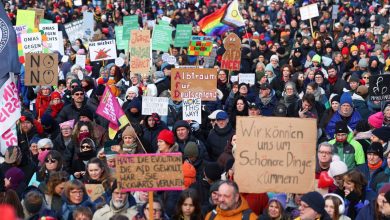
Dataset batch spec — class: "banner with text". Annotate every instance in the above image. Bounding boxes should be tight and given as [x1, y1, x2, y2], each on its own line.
[235, 117, 316, 194]
[171, 68, 217, 101]
[142, 96, 169, 116]
[21, 32, 42, 54]
[369, 75, 390, 101]
[130, 30, 150, 76]
[24, 53, 58, 86]
[89, 40, 117, 62]
[116, 153, 183, 191]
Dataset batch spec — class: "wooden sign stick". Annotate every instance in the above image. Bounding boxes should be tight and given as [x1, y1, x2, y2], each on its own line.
[309, 18, 314, 37]
[149, 191, 154, 220]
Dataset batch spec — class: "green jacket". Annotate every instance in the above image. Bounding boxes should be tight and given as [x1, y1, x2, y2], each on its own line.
[329, 132, 365, 170]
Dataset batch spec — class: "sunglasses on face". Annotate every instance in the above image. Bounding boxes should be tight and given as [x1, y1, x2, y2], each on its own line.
[45, 158, 57, 163]
[73, 92, 84, 96]
[40, 147, 51, 151]
[81, 145, 91, 150]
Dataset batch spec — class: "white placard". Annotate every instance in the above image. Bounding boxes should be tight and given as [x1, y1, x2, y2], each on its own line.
[39, 23, 60, 52]
[183, 98, 202, 124]
[88, 40, 117, 62]
[21, 32, 42, 54]
[230, 75, 239, 83]
[332, 5, 339, 20]
[76, 55, 86, 69]
[299, 4, 319, 20]
[161, 16, 172, 23]
[57, 31, 64, 55]
[141, 96, 169, 116]
[83, 11, 94, 38]
[13, 25, 27, 36]
[115, 57, 125, 67]
[167, 55, 176, 65]
[238, 73, 255, 85]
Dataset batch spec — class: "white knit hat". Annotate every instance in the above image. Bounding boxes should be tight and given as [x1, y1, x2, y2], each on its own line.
[328, 156, 348, 178]
[126, 86, 139, 98]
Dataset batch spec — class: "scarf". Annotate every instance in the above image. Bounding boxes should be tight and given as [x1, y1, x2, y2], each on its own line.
[122, 143, 138, 154]
[368, 160, 383, 171]
[284, 94, 298, 107]
[313, 89, 322, 102]
[328, 76, 337, 85]
[260, 95, 272, 105]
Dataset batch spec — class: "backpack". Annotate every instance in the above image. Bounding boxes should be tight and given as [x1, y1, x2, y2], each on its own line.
[208, 208, 253, 220]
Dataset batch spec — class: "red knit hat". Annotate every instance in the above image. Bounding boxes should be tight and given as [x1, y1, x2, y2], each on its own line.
[50, 91, 61, 100]
[341, 47, 349, 56]
[157, 129, 175, 145]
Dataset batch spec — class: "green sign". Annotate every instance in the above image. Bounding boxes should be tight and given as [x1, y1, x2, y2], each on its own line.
[152, 25, 172, 52]
[115, 26, 129, 51]
[174, 24, 192, 48]
[40, 19, 52, 24]
[123, 15, 139, 40]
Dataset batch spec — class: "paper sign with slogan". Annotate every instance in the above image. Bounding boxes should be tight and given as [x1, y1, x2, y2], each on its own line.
[142, 96, 169, 116]
[16, 10, 35, 31]
[21, 32, 43, 54]
[25, 53, 59, 86]
[221, 33, 241, 71]
[75, 55, 86, 69]
[89, 40, 117, 62]
[238, 73, 255, 86]
[85, 184, 105, 202]
[115, 26, 129, 51]
[171, 68, 218, 101]
[369, 75, 390, 101]
[299, 3, 319, 20]
[152, 25, 172, 52]
[188, 36, 214, 56]
[39, 23, 60, 52]
[183, 98, 202, 124]
[130, 30, 151, 76]
[116, 153, 183, 191]
[123, 15, 139, 40]
[174, 24, 193, 48]
[235, 117, 317, 194]
[83, 11, 95, 38]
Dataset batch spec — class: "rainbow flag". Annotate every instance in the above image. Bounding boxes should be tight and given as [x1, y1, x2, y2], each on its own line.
[198, 4, 232, 36]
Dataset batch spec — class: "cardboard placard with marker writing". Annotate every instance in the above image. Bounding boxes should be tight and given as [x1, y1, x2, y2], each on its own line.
[24, 53, 58, 86]
[116, 153, 183, 191]
[235, 117, 317, 194]
[221, 33, 241, 71]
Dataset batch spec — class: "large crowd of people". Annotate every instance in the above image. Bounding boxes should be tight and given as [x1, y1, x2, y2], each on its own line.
[1, 0, 390, 219]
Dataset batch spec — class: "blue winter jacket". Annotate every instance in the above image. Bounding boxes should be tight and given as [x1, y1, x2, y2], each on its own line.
[325, 110, 362, 138]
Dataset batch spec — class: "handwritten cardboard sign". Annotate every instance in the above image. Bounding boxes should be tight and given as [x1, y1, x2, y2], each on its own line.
[235, 117, 317, 194]
[188, 36, 214, 56]
[221, 33, 241, 71]
[183, 98, 202, 124]
[89, 40, 117, 62]
[85, 184, 105, 202]
[299, 3, 319, 20]
[116, 153, 183, 191]
[21, 32, 42, 54]
[239, 73, 255, 86]
[171, 68, 218, 101]
[369, 75, 390, 101]
[130, 30, 150, 76]
[142, 97, 169, 116]
[25, 53, 58, 86]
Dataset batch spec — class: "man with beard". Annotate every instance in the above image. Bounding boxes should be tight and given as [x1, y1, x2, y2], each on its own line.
[93, 180, 137, 220]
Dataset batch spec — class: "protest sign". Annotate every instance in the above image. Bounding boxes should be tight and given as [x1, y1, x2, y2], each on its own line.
[174, 24, 192, 47]
[230, 75, 238, 83]
[188, 36, 214, 56]
[64, 20, 88, 44]
[89, 40, 117, 62]
[13, 25, 27, 36]
[130, 30, 151, 76]
[16, 10, 35, 31]
[75, 55, 86, 69]
[332, 5, 339, 20]
[57, 31, 65, 55]
[24, 53, 58, 86]
[147, 20, 156, 29]
[171, 68, 217, 101]
[85, 184, 104, 202]
[0, 125, 18, 155]
[27, 8, 44, 28]
[39, 23, 60, 52]
[123, 15, 139, 40]
[369, 75, 390, 101]
[142, 96, 169, 116]
[221, 33, 241, 71]
[235, 117, 317, 194]
[152, 25, 172, 52]
[203, 48, 217, 68]
[183, 98, 202, 124]
[83, 11, 94, 38]
[239, 73, 255, 86]
[0, 76, 21, 137]
[299, 3, 319, 20]
[21, 32, 42, 54]
[40, 19, 52, 24]
[115, 26, 128, 51]
[116, 153, 183, 191]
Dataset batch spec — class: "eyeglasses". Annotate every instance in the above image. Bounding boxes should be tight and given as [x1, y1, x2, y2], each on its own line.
[318, 151, 332, 155]
[40, 147, 51, 151]
[70, 190, 83, 195]
[45, 158, 57, 163]
[145, 207, 162, 213]
[363, 76, 369, 79]
[73, 92, 84, 96]
[81, 145, 91, 150]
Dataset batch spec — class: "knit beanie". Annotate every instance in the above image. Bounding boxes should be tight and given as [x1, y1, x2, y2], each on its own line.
[368, 112, 384, 129]
[341, 47, 349, 56]
[204, 162, 223, 182]
[328, 159, 348, 178]
[24, 191, 43, 214]
[5, 167, 25, 189]
[184, 142, 199, 158]
[264, 63, 274, 74]
[50, 91, 61, 100]
[71, 86, 84, 95]
[209, 181, 221, 194]
[340, 92, 353, 106]
[330, 94, 340, 103]
[157, 129, 175, 145]
[126, 86, 139, 98]
[59, 119, 75, 130]
[269, 193, 287, 209]
[312, 54, 321, 63]
[379, 183, 390, 194]
[183, 162, 196, 188]
[367, 142, 384, 158]
[301, 191, 325, 214]
[122, 125, 136, 138]
[335, 121, 349, 134]
[308, 51, 316, 59]
[270, 54, 279, 62]
[350, 45, 358, 52]
[372, 127, 390, 142]
[173, 120, 191, 132]
[38, 150, 50, 165]
[355, 120, 370, 132]
[358, 58, 368, 68]
[30, 136, 41, 145]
